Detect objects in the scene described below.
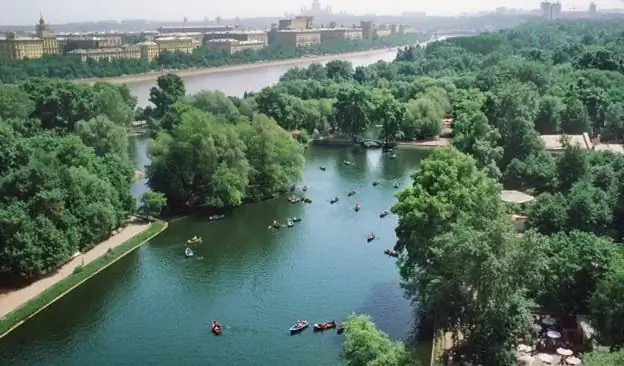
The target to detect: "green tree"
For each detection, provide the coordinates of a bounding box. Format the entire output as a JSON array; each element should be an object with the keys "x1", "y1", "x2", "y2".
[
  {"x1": 149, "y1": 73, "x2": 186, "y2": 118},
  {"x1": 341, "y1": 314, "x2": 417, "y2": 366},
  {"x1": 374, "y1": 93, "x2": 405, "y2": 145},
  {"x1": 334, "y1": 86, "x2": 373, "y2": 141},
  {"x1": 140, "y1": 190, "x2": 167, "y2": 217},
  {"x1": 583, "y1": 348, "x2": 624, "y2": 366},
  {"x1": 76, "y1": 115, "x2": 129, "y2": 157}
]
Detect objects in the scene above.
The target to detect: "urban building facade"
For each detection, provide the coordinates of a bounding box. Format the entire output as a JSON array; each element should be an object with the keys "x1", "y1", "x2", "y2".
[
  {"x1": 157, "y1": 25, "x2": 236, "y2": 34},
  {"x1": 203, "y1": 31, "x2": 268, "y2": 45},
  {"x1": 0, "y1": 14, "x2": 59, "y2": 61},
  {"x1": 204, "y1": 39, "x2": 266, "y2": 54},
  {"x1": 540, "y1": 1, "x2": 563, "y2": 20},
  {"x1": 320, "y1": 27, "x2": 363, "y2": 43}
]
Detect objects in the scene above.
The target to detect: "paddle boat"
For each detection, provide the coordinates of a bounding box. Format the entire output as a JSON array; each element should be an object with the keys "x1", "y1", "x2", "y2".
[
  {"x1": 330, "y1": 197, "x2": 339, "y2": 204},
  {"x1": 288, "y1": 196, "x2": 301, "y2": 204},
  {"x1": 184, "y1": 247, "x2": 194, "y2": 257},
  {"x1": 287, "y1": 219, "x2": 294, "y2": 228},
  {"x1": 187, "y1": 236, "x2": 203, "y2": 244},
  {"x1": 302, "y1": 185, "x2": 308, "y2": 192},
  {"x1": 303, "y1": 197, "x2": 312, "y2": 203},
  {"x1": 337, "y1": 324, "x2": 345, "y2": 334},
  {"x1": 211, "y1": 320, "x2": 222, "y2": 335},
  {"x1": 314, "y1": 320, "x2": 337, "y2": 332},
  {"x1": 208, "y1": 214, "x2": 225, "y2": 221},
  {"x1": 393, "y1": 182, "x2": 399, "y2": 188},
  {"x1": 320, "y1": 166, "x2": 326, "y2": 171},
  {"x1": 347, "y1": 190, "x2": 357, "y2": 197},
  {"x1": 271, "y1": 220, "x2": 281, "y2": 229},
  {"x1": 379, "y1": 210, "x2": 389, "y2": 218},
  {"x1": 343, "y1": 160, "x2": 353, "y2": 166},
  {"x1": 390, "y1": 154, "x2": 397, "y2": 159},
  {"x1": 372, "y1": 181, "x2": 380, "y2": 187},
  {"x1": 289, "y1": 320, "x2": 309, "y2": 334},
  {"x1": 367, "y1": 233, "x2": 376, "y2": 242},
  {"x1": 292, "y1": 217, "x2": 302, "y2": 222},
  {"x1": 354, "y1": 204, "x2": 361, "y2": 212},
  {"x1": 384, "y1": 249, "x2": 399, "y2": 257}
]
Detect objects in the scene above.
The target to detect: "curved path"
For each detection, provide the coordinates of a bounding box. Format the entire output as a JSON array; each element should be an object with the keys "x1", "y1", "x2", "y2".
[{"x1": 0, "y1": 221, "x2": 151, "y2": 319}]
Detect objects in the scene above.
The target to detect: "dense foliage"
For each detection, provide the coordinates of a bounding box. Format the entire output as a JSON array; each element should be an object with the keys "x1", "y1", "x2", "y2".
[
  {"x1": 341, "y1": 314, "x2": 418, "y2": 366},
  {"x1": 238, "y1": 18, "x2": 624, "y2": 365},
  {"x1": 0, "y1": 80, "x2": 136, "y2": 284},
  {"x1": 0, "y1": 34, "x2": 423, "y2": 83},
  {"x1": 144, "y1": 74, "x2": 305, "y2": 212}
]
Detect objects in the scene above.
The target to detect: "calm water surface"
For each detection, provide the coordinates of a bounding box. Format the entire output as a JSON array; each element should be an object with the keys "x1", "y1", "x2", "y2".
[
  {"x1": 0, "y1": 50, "x2": 430, "y2": 366},
  {"x1": 129, "y1": 50, "x2": 398, "y2": 106},
  {"x1": 0, "y1": 145, "x2": 428, "y2": 366}
]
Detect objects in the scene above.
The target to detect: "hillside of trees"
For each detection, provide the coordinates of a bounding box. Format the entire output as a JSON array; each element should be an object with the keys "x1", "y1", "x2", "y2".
[
  {"x1": 0, "y1": 80, "x2": 137, "y2": 284},
  {"x1": 217, "y1": 19, "x2": 624, "y2": 365},
  {"x1": 0, "y1": 34, "x2": 422, "y2": 83}
]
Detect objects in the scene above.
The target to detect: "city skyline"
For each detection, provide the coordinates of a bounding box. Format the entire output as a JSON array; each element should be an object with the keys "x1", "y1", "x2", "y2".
[{"x1": 3, "y1": 0, "x2": 624, "y2": 25}]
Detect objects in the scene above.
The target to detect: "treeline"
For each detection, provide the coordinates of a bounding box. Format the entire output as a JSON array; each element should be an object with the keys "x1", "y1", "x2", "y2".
[
  {"x1": 143, "y1": 74, "x2": 305, "y2": 212},
  {"x1": 0, "y1": 79, "x2": 138, "y2": 284},
  {"x1": 240, "y1": 19, "x2": 624, "y2": 365},
  {"x1": 0, "y1": 34, "x2": 422, "y2": 83}
]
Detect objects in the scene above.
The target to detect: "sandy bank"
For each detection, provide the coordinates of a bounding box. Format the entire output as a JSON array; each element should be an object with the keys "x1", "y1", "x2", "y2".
[
  {"x1": 76, "y1": 48, "x2": 399, "y2": 85},
  {"x1": 0, "y1": 220, "x2": 151, "y2": 319}
]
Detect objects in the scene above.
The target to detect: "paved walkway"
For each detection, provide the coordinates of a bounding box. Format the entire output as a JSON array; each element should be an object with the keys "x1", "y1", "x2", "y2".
[{"x1": 0, "y1": 221, "x2": 151, "y2": 319}]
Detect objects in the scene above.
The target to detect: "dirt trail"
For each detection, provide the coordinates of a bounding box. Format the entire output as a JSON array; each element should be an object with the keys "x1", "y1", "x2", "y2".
[{"x1": 0, "y1": 221, "x2": 151, "y2": 319}]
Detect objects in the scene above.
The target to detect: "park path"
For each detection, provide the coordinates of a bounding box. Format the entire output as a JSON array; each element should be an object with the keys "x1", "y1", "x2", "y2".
[{"x1": 0, "y1": 221, "x2": 151, "y2": 319}]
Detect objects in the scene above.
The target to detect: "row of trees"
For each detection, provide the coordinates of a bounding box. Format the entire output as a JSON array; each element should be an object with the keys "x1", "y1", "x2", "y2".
[
  {"x1": 0, "y1": 79, "x2": 138, "y2": 284},
  {"x1": 0, "y1": 34, "x2": 423, "y2": 83},
  {"x1": 143, "y1": 74, "x2": 305, "y2": 212}
]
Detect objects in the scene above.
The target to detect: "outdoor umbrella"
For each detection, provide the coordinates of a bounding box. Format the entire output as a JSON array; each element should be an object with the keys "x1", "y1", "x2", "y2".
[
  {"x1": 547, "y1": 330, "x2": 561, "y2": 339},
  {"x1": 566, "y1": 356, "x2": 581, "y2": 365},
  {"x1": 538, "y1": 353, "x2": 554, "y2": 364},
  {"x1": 557, "y1": 348, "x2": 573, "y2": 357}
]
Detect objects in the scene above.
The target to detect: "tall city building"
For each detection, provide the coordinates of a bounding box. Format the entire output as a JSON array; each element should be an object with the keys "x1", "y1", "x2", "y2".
[
  {"x1": 300, "y1": 0, "x2": 333, "y2": 16},
  {"x1": 589, "y1": 2, "x2": 597, "y2": 15},
  {"x1": 540, "y1": 1, "x2": 562, "y2": 20}
]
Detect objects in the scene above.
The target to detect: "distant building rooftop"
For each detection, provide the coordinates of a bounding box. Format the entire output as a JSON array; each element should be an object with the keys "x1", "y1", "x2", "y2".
[
  {"x1": 501, "y1": 190, "x2": 535, "y2": 204},
  {"x1": 205, "y1": 38, "x2": 264, "y2": 45}
]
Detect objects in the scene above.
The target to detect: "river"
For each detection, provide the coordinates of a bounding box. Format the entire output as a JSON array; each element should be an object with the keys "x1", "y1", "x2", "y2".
[{"x1": 0, "y1": 50, "x2": 430, "y2": 366}]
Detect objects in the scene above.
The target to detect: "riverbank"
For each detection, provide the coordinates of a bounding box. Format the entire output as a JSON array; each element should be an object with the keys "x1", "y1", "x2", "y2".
[
  {"x1": 0, "y1": 218, "x2": 168, "y2": 338},
  {"x1": 75, "y1": 48, "x2": 401, "y2": 85}
]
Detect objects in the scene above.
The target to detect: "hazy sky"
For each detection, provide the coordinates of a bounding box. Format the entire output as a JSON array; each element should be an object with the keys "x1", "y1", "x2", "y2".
[{"x1": 3, "y1": 0, "x2": 624, "y2": 25}]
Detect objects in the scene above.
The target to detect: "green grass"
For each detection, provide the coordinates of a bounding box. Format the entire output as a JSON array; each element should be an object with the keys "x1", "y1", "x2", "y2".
[{"x1": 0, "y1": 219, "x2": 167, "y2": 338}]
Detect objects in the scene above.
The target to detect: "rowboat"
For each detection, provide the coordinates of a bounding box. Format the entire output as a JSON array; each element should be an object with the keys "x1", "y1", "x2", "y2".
[
  {"x1": 379, "y1": 210, "x2": 389, "y2": 218},
  {"x1": 185, "y1": 247, "x2": 194, "y2": 257},
  {"x1": 289, "y1": 320, "x2": 309, "y2": 334},
  {"x1": 287, "y1": 219, "x2": 294, "y2": 227},
  {"x1": 354, "y1": 204, "x2": 360, "y2": 212},
  {"x1": 330, "y1": 197, "x2": 339, "y2": 204},
  {"x1": 367, "y1": 233, "x2": 376, "y2": 242},
  {"x1": 384, "y1": 249, "x2": 399, "y2": 257},
  {"x1": 337, "y1": 324, "x2": 345, "y2": 334},
  {"x1": 313, "y1": 320, "x2": 337, "y2": 331},
  {"x1": 209, "y1": 214, "x2": 225, "y2": 221}
]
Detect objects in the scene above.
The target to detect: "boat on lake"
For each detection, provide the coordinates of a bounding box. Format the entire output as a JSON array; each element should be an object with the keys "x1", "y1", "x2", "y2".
[
  {"x1": 287, "y1": 219, "x2": 294, "y2": 227},
  {"x1": 289, "y1": 320, "x2": 309, "y2": 334},
  {"x1": 343, "y1": 160, "x2": 353, "y2": 166},
  {"x1": 393, "y1": 182, "x2": 399, "y2": 188},
  {"x1": 184, "y1": 247, "x2": 194, "y2": 257},
  {"x1": 302, "y1": 185, "x2": 308, "y2": 192},
  {"x1": 354, "y1": 204, "x2": 361, "y2": 212},
  {"x1": 372, "y1": 181, "x2": 380, "y2": 186},
  {"x1": 303, "y1": 197, "x2": 312, "y2": 203},
  {"x1": 320, "y1": 166, "x2": 326, "y2": 171},
  {"x1": 313, "y1": 320, "x2": 337, "y2": 332},
  {"x1": 271, "y1": 220, "x2": 281, "y2": 229},
  {"x1": 288, "y1": 196, "x2": 301, "y2": 204},
  {"x1": 367, "y1": 233, "x2": 376, "y2": 242},
  {"x1": 330, "y1": 197, "x2": 339, "y2": 204},
  {"x1": 187, "y1": 236, "x2": 202, "y2": 244},
  {"x1": 390, "y1": 154, "x2": 397, "y2": 159},
  {"x1": 208, "y1": 214, "x2": 225, "y2": 221},
  {"x1": 347, "y1": 190, "x2": 357, "y2": 197},
  {"x1": 292, "y1": 217, "x2": 302, "y2": 222},
  {"x1": 379, "y1": 210, "x2": 389, "y2": 218},
  {"x1": 211, "y1": 320, "x2": 222, "y2": 335},
  {"x1": 337, "y1": 324, "x2": 345, "y2": 334},
  {"x1": 384, "y1": 249, "x2": 399, "y2": 257}
]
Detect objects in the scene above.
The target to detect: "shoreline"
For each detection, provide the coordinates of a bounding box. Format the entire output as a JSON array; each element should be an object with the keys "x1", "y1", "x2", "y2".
[
  {"x1": 75, "y1": 48, "x2": 400, "y2": 85},
  {"x1": 0, "y1": 219, "x2": 168, "y2": 339}
]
